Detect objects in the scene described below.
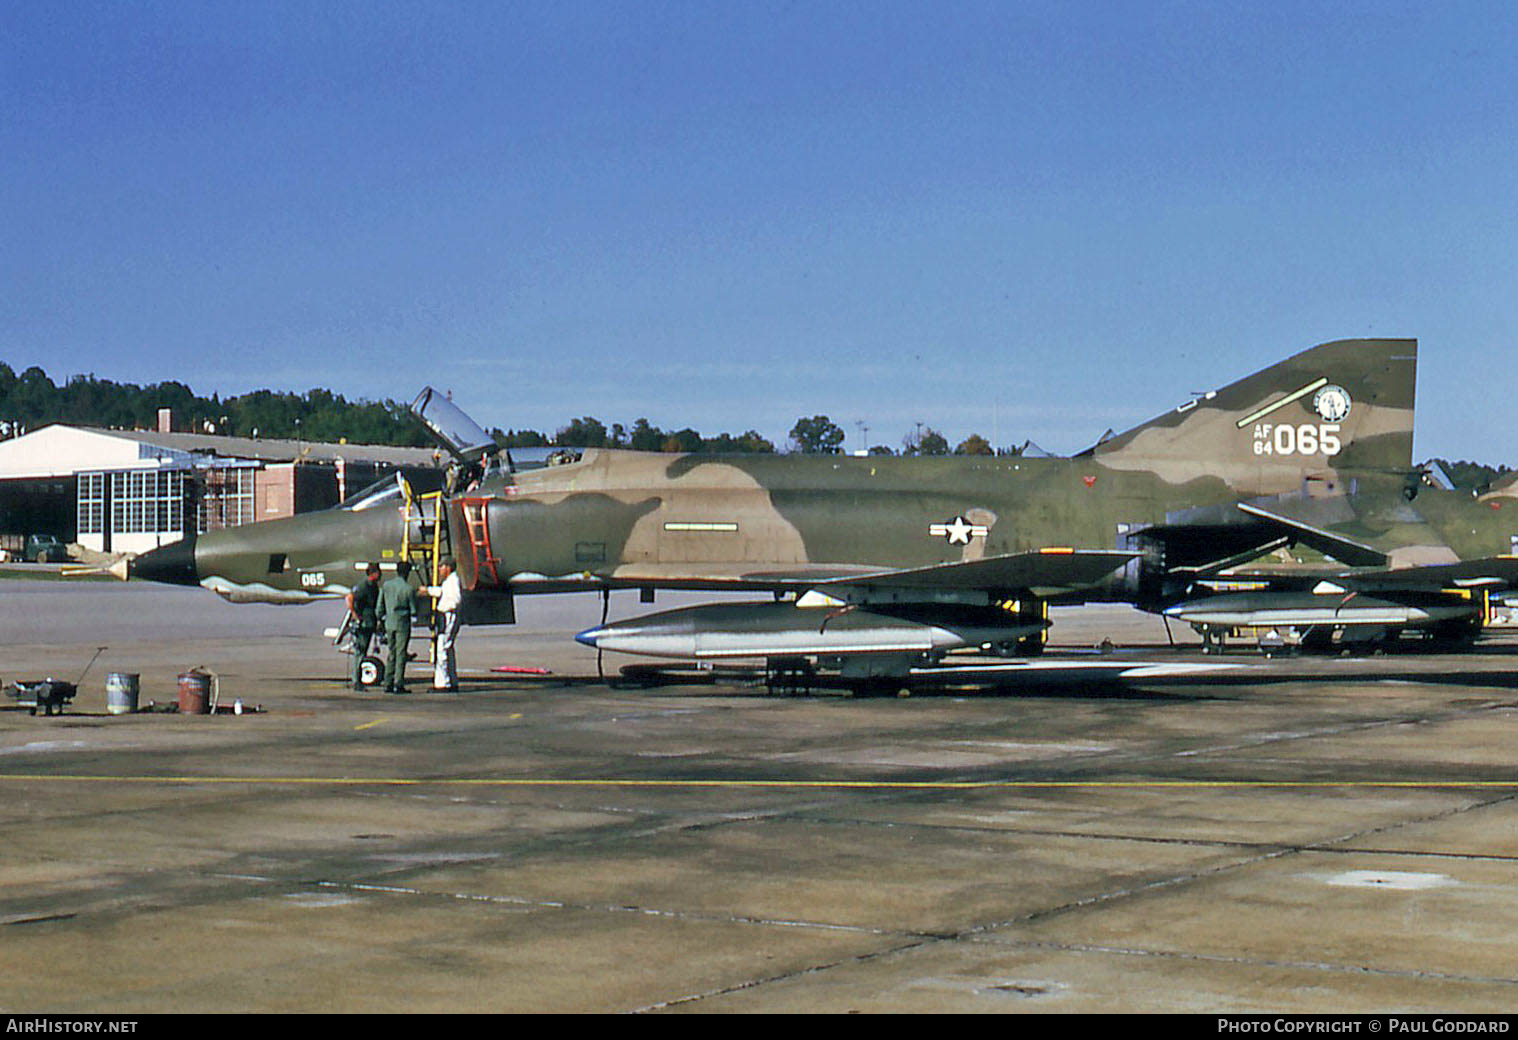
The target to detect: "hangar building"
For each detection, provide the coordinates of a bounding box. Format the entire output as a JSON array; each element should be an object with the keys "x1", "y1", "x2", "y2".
[{"x1": 0, "y1": 424, "x2": 442, "y2": 556}]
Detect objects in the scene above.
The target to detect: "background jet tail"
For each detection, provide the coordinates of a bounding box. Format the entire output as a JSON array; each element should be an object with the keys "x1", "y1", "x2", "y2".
[{"x1": 1088, "y1": 338, "x2": 1417, "y2": 485}]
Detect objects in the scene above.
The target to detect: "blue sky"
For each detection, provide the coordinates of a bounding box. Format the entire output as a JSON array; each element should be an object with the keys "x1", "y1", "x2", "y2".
[{"x1": 4, "y1": 1, "x2": 1515, "y2": 458}]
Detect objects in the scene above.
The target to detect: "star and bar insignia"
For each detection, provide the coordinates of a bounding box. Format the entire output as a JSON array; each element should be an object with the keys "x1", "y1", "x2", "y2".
[{"x1": 929, "y1": 516, "x2": 989, "y2": 545}]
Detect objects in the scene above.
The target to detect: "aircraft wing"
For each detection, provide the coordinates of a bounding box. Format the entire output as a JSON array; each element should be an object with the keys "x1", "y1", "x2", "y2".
[
  {"x1": 577, "y1": 550, "x2": 1142, "y2": 659},
  {"x1": 1203, "y1": 556, "x2": 1518, "y2": 596},
  {"x1": 1234, "y1": 501, "x2": 1389, "y2": 567},
  {"x1": 1328, "y1": 556, "x2": 1518, "y2": 592},
  {"x1": 1215, "y1": 500, "x2": 1518, "y2": 592},
  {"x1": 815, "y1": 548, "x2": 1140, "y2": 597}
]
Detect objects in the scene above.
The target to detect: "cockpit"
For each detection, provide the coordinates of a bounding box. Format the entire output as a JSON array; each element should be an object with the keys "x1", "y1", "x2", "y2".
[
  {"x1": 342, "y1": 474, "x2": 406, "y2": 512},
  {"x1": 341, "y1": 469, "x2": 446, "y2": 511},
  {"x1": 403, "y1": 387, "x2": 587, "y2": 484}
]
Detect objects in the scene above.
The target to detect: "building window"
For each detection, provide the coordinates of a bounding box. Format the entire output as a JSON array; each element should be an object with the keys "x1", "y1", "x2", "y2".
[
  {"x1": 78, "y1": 472, "x2": 105, "y2": 535},
  {"x1": 198, "y1": 467, "x2": 255, "y2": 531},
  {"x1": 108, "y1": 469, "x2": 188, "y2": 534}
]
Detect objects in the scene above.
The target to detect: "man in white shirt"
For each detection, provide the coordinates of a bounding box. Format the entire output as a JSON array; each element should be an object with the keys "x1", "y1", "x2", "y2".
[{"x1": 427, "y1": 555, "x2": 463, "y2": 692}]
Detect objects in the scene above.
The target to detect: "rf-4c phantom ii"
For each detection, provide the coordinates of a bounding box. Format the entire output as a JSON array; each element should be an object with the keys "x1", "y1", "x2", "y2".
[{"x1": 126, "y1": 338, "x2": 1518, "y2": 675}]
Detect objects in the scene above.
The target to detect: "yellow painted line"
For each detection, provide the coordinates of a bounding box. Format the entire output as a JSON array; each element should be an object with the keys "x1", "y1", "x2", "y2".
[
  {"x1": 0, "y1": 775, "x2": 1514, "y2": 791},
  {"x1": 354, "y1": 718, "x2": 389, "y2": 731}
]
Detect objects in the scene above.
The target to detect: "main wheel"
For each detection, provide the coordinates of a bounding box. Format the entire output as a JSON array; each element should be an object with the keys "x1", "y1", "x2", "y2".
[{"x1": 359, "y1": 656, "x2": 384, "y2": 687}]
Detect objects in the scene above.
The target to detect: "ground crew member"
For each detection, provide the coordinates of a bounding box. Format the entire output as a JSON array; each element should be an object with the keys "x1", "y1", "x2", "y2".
[
  {"x1": 427, "y1": 555, "x2": 462, "y2": 692},
  {"x1": 345, "y1": 562, "x2": 382, "y2": 689},
  {"x1": 377, "y1": 559, "x2": 421, "y2": 694}
]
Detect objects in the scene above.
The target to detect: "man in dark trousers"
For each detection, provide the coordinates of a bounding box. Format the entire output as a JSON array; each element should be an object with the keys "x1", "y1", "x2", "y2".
[
  {"x1": 344, "y1": 562, "x2": 382, "y2": 689},
  {"x1": 377, "y1": 559, "x2": 421, "y2": 694}
]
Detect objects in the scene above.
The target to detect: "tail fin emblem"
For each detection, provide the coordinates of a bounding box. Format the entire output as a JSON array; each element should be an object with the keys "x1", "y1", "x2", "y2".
[{"x1": 1313, "y1": 384, "x2": 1352, "y2": 422}]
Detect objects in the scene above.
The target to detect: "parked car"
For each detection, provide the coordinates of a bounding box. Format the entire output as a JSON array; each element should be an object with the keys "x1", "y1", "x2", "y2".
[{"x1": 24, "y1": 535, "x2": 67, "y2": 563}]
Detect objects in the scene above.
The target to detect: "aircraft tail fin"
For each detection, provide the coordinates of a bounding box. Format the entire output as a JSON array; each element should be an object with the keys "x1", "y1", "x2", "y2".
[{"x1": 1088, "y1": 338, "x2": 1416, "y2": 485}]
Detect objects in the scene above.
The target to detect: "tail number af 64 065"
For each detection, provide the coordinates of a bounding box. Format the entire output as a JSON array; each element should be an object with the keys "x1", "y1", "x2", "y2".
[
  {"x1": 1252, "y1": 423, "x2": 1341, "y2": 457},
  {"x1": 300, "y1": 571, "x2": 327, "y2": 588}
]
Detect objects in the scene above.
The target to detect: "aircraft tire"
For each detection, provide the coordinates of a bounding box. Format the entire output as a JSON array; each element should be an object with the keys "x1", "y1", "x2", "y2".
[{"x1": 359, "y1": 656, "x2": 384, "y2": 688}]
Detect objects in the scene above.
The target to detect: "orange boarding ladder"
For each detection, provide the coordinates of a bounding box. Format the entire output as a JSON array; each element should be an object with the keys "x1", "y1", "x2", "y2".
[{"x1": 458, "y1": 496, "x2": 501, "y2": 589}]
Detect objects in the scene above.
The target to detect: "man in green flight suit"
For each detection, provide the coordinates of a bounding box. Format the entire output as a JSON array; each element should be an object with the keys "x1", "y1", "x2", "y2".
[{"x1": 376, "y1": 559, "x2": 423, "y2": 694}]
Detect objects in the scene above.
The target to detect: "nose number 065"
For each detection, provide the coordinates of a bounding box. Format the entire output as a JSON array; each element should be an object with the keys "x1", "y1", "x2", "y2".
[{"x1": 1252, "y1": 423, "x2": 1341, "y2": 457}]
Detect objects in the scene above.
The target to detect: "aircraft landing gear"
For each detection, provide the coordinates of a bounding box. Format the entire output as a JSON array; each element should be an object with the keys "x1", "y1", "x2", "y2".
[
  {"x1": 765, "y1": 657, "x2": 817, "y2": 696},
  {"x1": 1428, "y1": 616, "x2": 1482, "y2": 650},
  {"x1": 358, "y1": 655, "x2": 384, "y2": 688},
  {"x1": 1197, "y1": 626, "x2": 1227, "y2": 655}
]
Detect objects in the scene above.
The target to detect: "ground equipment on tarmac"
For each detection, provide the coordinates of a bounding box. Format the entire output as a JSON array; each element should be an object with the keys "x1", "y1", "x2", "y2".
[{"x1": 6, "y1": 646, "x2": 106, "y2": 716}]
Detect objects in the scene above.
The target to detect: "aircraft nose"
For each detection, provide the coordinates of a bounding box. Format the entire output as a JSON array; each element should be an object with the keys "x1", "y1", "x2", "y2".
[{"x1": 129, "y1": 534, "x2": 200, "y2": 586}]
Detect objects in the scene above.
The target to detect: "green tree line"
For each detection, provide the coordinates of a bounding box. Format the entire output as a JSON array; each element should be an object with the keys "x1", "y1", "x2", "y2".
[
  {"x1": 504, "y1": 416, "x2": 778, "y2": 454},
  {"x1": 0, "y1": 365, "x2": 1035, "y2": 456},
  {"x1": 0, "y1": 364, "x2": 432, "y2": 446},
  {"x1": 7, "y1": 363, "x2": 1506, "y2": 471}
]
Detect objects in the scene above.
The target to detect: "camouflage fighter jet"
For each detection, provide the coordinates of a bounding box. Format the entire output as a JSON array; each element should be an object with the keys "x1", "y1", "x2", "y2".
[{"x1": 129, "y1": 337, "x2": 1518, "y2": 669}]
